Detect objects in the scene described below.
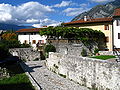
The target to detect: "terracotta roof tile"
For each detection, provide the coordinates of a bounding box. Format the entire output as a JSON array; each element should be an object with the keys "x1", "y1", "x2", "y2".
[
  {"x1": 64, "y1": 17, "x2": 113, "y2": 25},
  {"x1": 16, "y1": 28, "x2": 41, "y2": 32}
]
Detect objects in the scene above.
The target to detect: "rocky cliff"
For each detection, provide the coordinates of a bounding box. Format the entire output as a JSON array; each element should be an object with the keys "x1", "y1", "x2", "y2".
[{"x1": 72, "y1": 0, "x2": 120, "y2": 21}]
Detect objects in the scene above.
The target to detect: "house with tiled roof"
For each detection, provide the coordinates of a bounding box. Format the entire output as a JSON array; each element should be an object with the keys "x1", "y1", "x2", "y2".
[
  {"x1": 64, "y1": 8, "x2": 120, "y2": 51},
  {"x1": 16, "y1": 28, "x2": 47, "y2": 48}
]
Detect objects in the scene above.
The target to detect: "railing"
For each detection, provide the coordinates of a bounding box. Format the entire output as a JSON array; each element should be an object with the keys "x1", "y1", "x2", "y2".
[{"x1": 113, "y1": 45, "x2": 120, "y2": 62}]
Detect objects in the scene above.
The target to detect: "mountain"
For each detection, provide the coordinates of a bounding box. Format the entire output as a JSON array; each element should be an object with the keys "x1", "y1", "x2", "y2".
[
  {"x1": 72, "y1": 0, "x2": 120, "y2": 21},
  {"x1": 0, "y1": 23, "x2": 34, "y2": 31}
]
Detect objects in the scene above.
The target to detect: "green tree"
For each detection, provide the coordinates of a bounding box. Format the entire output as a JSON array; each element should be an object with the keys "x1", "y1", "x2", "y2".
[{"x1": 39, "y1": 27, "x2": 105, "y2": 50}]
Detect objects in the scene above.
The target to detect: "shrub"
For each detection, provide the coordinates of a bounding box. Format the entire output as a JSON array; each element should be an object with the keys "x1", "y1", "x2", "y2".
[
  {"x1": 81, "y1": 48, "x2": 87, "y2": 57},
  {"x1": 94, "y1": 48, "x2": 99, "y2": 55},
  {"x1": 20, "y1": 43, "x2": 31, "y2": 48},
  {"x1": 0, "y1": 43, "x2": 9, "y2": 59},
  {"x1": 44, "y1": 44, "x2": 56, "y2": 53}
]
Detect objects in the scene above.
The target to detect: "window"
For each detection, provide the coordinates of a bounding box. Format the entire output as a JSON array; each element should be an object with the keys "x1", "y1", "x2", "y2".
[
  {"x1": 116, "y1": 20, "x2": 120, "y2": 26},
  {"x1": 118, "y1": 33, "x2": 120, "y2": 39},
  {"x1": 41, "y1": 40, "x2": 44, "y2": 43},
  {"x1": 104, "y1": 25, "x2": 109, "y2": 30},
  {"x1": 24, "y1": 40, "x2": 28, "y2": 44},
  {"x1": 38, "y1": 40, "x2": 44, "y2": 43},
  {"x1": 105, "y1": 37, "x2": 109, "y2": 42},
  {"x1": 32, "y1": 40, "x2": 36, "y2": 44}
]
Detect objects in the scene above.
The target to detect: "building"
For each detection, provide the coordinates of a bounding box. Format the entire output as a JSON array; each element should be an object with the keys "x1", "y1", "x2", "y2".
[
  {"x1": 16, "y1": 28, "x2": 47, "y2": 48},
  {"x1": 64, "y1": 8, "x2": 120, "y2": 51}
]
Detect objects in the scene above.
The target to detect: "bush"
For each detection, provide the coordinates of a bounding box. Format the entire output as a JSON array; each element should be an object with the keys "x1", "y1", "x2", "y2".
[
  {"x1": 44, "y1": 44, "x2": 56, "y2": 53},
  {"x1": 1, "y1": 40, "x2": 21, "y2": 48},
  {"x1": 81, "y1": 48, "x2": 87, "y2": 57},
  {"x1": 94, "y1": 48, "x2": 99, "y2": 55},
  {"x1": 0, "y1": 43, "x2": 9, "y2": 59},
  {"x1": 20, "y1": 43, "x2": 31, "y2": 48}
]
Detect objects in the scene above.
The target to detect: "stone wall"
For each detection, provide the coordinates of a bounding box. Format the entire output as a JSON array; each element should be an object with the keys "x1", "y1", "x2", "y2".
[
  {"x1": 49, "y1": 39, "x2": 97, "y2": 56},
  {"x1": 99, "y1": 51, "x2": 114, "y2": 55},
  {"x1": 46, "y1": 53, "x2": 120, "y2": 90},
  {"x1": 9, "y1": 48, "x2": 41, "y2": 61}
]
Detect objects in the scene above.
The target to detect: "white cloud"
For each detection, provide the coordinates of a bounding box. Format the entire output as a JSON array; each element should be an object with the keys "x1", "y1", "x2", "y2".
[
  {"x1": 80, "y1": 3, "x2": 88, "y2": 7},
  {"x1": 63, "y1": 3, "x2": 90, "y2": 16},
  {"x1": 63, "y1": 8, "x2": 90, "y2": 16},
  {"x1": 0, "y1": 12, "x2": 12, "y2": 22},
  {"x1": 32, "y1": 18, "x2": 61, "y2": 28},
  {"x1": 0, "y1": 2, "x2": 54, "y2": 25},
  {"x1": 54, "y1": 1, "x2": 72, "y2": 7},
  {"x1": 32, "y1": 24, "x2": 43, "y2": 28},
  {"x1": 91, "y1": 0, "x2": 115, "y2": 3},
  {"x1": 26, "y1": 19, "x2": 39, "y2": 23}
]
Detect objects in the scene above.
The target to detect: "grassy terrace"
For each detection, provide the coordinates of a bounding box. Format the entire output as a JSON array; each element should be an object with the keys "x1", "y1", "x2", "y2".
[
  {"x1": 0, "y1": 63, "x2": 35, "y2": 90},
  {"x1": 90, "y1": 55, "x2": 116, "y2": 60}
]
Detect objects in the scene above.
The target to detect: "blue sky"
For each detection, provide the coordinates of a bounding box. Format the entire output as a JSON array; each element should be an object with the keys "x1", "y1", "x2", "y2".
[{"x1": 0, "y1": 0, "x2": 115, "y2": 27}]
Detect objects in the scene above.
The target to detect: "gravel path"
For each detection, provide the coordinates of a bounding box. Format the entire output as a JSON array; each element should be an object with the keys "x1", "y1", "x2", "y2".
[{"x1": 23, "y1": 61, "x2": 89, "y2": 90}]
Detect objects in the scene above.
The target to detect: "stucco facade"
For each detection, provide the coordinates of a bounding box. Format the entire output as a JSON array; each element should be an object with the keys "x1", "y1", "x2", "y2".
[
  {"x1": 18, "y1": 34, "x2": 47, "y2": 47},
  {"x1": 16, "y1": 28, "x2": 47, "y2": 48},
  {"x1": 79, "y1": 24, "x2": 113, "y2": 51},
  {"x1": 113, "y1": 17, "x2": 120, "y2": 49}
]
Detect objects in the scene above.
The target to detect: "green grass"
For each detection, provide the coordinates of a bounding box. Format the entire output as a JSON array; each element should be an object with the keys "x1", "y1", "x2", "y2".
[
  {"x1": 0, "y1": 73, "x2": 30, "y2": 84},
  {"x1": 90, "y1": 55, "x2": 116, "y2": 60},
  {"x1": 0, "y1": 63, "x2": 35, "y2": 90}
]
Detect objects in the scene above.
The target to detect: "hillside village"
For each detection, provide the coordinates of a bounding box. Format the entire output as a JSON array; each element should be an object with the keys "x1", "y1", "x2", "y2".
[{"x1": 0, "y1": 1, "x2": 120, "y2": 90}]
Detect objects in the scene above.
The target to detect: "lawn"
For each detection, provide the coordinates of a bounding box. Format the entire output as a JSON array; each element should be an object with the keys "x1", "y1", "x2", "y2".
[
  {"x1": 0, "y1": 63, "x2": 35, "y2": 90},
  {"x1": 90, "y1": 55, "x2": 116, "y2": 60}
]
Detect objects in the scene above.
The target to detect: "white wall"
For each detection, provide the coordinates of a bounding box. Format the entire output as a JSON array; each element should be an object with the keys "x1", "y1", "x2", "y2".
[
  {"x1": 113, "y1": 18, "x2": 120, "y2": 48},
  {"x1": 18, "y1": 34, "x2": 47, "y2": 47}
]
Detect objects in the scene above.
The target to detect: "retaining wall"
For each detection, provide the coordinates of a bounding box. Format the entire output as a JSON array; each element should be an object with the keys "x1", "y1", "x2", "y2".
[
  {"x1": 9, "y1": 48, "x2": 41, "y2": 61},
  {"x1": 46, "y1": 53, "x2": 120, "y2": 90}
]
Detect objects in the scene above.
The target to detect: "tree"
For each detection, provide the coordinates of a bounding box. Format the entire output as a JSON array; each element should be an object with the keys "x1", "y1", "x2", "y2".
[
  {"x1": 1, "y1": 33, "x2": 17, "y2": 41},
  {"x1": 1, "y1": 32, "x2": 21, "y2": 48},
  {"x1": 39, "y1": 27, "x2": 105, "y2": 50},
  {"x1": 40, "y1": 27, "x2": 105, "y2": 41}
]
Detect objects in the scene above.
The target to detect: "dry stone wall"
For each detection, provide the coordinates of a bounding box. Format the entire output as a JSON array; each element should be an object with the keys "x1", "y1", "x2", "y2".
[
  {"x1": 46, "y1": 53, "x2": 120, "y2": 90},
  {"x1": 49, "y1": 39, "x2": 97, "y2": 56},
  {"x1": 9, "y1": 48, "x2": 41, "y2": 61}
]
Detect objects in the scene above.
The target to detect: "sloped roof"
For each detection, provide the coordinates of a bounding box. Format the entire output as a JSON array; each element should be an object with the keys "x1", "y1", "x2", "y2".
[
  {"x1": 64, "y1": 17, "x2": 113, "y2": 25},
  {"x1": 16, "y1": 28, "x2": 41, "y2": 32}
]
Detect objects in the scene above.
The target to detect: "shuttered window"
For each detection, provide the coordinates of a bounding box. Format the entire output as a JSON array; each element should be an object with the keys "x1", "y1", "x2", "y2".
[
  {"x1": 118, "y1": 33, "x2": 120, "y2": 39},
  {"x1": 105, "y1": 37, "x2": 109, "y2": 42},
  {"x1": 104, "y1": 25, "x2": 109, "y2": 30},
  {"x1": 32, "y1": 40, "x2": 36, "y2": 44},
  {"x1": 24, "y1": 40, "x2": 28, "y2": 44},
  {"x1": 116, "y1": 20, "x2": 120, "y2": 26}
]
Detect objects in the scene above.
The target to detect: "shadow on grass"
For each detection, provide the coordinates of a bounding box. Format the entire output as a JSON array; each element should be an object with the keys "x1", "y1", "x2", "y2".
[
  {"x1": 0, "y1": 56, "x2": 43, "y2": 90},
  {"x1": 0, "y1": 83, "x2": 34, "y2": 90}
]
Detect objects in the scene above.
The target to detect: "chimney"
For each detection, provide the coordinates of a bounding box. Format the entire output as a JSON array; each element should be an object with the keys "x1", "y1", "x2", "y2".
[{"x1": 84, "y1": 16, "x2": 87, "y2": 21}]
